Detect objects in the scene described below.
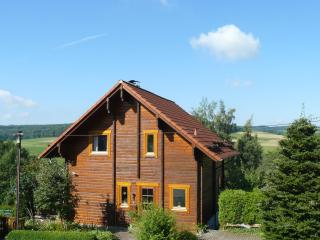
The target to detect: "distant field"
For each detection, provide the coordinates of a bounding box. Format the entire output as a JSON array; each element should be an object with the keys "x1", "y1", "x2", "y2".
[
  {"x1": 232, "y1": 131, "x2": 285, "y2": 152},
  {"x1": 22, "y1": 137, "x2": 55, "y2": 156},
  {"x1": 21, "y1": 131, "x2": 283, "y2": 156}
]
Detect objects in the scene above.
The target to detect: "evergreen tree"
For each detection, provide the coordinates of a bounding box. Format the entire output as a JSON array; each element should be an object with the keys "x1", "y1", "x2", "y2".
[
  {"x1": 262, "y1": 118, "x2": 320, "y2": 239},
  {"x1": 238, "y1": 119, "x2": 263, "y2": 170},
  {"x1": 225, "y1": 119, "x2": 263, "y2": 189}
]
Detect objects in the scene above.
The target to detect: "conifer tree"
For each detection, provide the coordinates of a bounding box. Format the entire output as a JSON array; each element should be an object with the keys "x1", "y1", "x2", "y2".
[{"x1": 262, "y1": 118, "x2": 320, "y2": 239}]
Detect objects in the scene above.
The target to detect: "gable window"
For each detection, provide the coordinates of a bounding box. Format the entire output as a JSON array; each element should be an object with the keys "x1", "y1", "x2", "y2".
[
  {"x1": 143, "y1": 130, "x2": 158, "y2": 158},
  {"x1": 117, "y1": 182, "x2": 131, "y2": 208},
  {"x1": 169, "y1": 184, "x2": 190, "y2": 212},
  {"x1": 89, "y1": 130, "x2": 111, "y2": 156}
]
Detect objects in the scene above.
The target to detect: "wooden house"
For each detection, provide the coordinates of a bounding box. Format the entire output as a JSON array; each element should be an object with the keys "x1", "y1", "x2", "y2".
[{"x1": 39, "y1": 80, "x2": 237, "y2": 228}]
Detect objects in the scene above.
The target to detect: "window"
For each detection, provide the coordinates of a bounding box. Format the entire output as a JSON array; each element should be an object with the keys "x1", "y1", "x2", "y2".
[
  {"x1": 143, "y1": 130, "x2": 158, "y2": 158},
  {"x1": 169, "y1": 184, "x2": 190, "y2": 212},
  {"x1": 142, "y1": 188, "x2": 154, "y2": 206},
  {"x1": 117, "y1": 182, "x2": 131, "y2": 208},
  {"x1": 136, "y1": 182, "x2": 159, "y2": 207},
  {"x1": 89, "y1": 130, "x2": 111, "y2": 156}
]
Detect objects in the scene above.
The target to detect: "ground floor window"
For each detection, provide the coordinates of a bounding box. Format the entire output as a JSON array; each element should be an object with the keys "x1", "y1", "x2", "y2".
[
  {"x1": 117, "y1": 182, "x2": 131, "y2": 208},
  {"x1": 136, "y1": 182, "x2": 159, "y2": 208},
  {"x1": 168, "y1": 184, "x2": 190, "y2": 212}
]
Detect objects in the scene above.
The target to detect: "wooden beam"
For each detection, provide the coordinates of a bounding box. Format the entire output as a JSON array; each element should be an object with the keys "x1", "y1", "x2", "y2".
[
  {"x1": 221, "y1": 160, "x2": 225, "y2": 190},
  {"x1": 120, "y1": 85, "x2": 124, "y2": 101},
  {"x1": 106, "y1": 98, "x2": 110, "y2": 114},
  {"x1": 137, "y1": 101, "x2": 141, "y2": 179},
  {"x1": 160, "y1": 129, "x2": 165, "y2": 208},
  {"x1": 112, "y1": 113, "x2": 117, "y2": 225}
]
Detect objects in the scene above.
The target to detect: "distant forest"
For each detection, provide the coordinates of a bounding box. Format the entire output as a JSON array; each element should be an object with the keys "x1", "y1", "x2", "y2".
[
  {"x1": 0, "y1": 123, "x2": 287, "y2": 141},
  {"x1": 0, "y1": 124, "x2": 70, "y2": 141},
  {"x1": 247, "y1": 125, "x2": 287, "y2": 135}
]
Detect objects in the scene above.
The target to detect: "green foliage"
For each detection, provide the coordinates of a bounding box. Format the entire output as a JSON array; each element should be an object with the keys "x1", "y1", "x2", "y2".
[
  {"x1": 226, "y1": 119, "x2": 265, "y2": 190},
  {"x1": 262, "y1": 118, "x2": 320, "y2": 240},
  {"x1": 0, "y1": 205, "x2": 15, "y2": 217},
  {"x1": 0, "y1": 124, "x2": 70, "y2": 141},
  {"x1": 94, "y1": 231, "x2": 118, "y2": 240},
  {"x1": 192, "y1": 98, "x2": 236, "y2": 141},
  {"x1": 6, "y1": 230, "x2": 96, "y2": 240},
  {"x1": 130, "y1": 206, "x2": 178, "y2": 240},
  {"x1": 0, "y1": 141, "x2": 31, "y2": 206},
  {"x1": 176, "y1": 230, "x2": 198, "y2": 240},
  {"x1": 219, "y1": 189, "x2": 264, "y2": 227},
  {"x1": 195, "y1": 223, "x2": 208, "y2": 234},
  {"x1": 34, "y1": 158, "x2": 76, "y2": 221}
]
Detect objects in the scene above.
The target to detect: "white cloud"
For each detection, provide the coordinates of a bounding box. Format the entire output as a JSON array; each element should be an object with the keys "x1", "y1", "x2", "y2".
[
  {"x1": 56, "y1": 33, "x2": 106, "y2": 49},
  {"x1": 0, "y1": 89, "x2": 36, "y2": 107},
  {"x1": 227, "y1": 80, "x2": 253, "y2": 88},
  {"x1": 190, "y1": 25, "x2": 260, "y2": 60}
]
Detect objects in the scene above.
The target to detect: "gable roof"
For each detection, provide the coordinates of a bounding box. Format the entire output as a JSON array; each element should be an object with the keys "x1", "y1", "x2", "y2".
[{"x1": 39, "y1": 80, "x2": 238, "y2": 161}]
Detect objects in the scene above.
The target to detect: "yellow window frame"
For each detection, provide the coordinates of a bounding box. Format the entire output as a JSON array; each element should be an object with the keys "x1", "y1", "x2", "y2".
[
  {"x1": 136, "y1": 182, "x2": 159, "y2": 207},
  {"x1": 88, "y1": 130, "x2": 111, "y2": 156},
  {"x1": 168, "y1": 184, "x2": 190, "y2": 213},
  {"x1": 143, "y1": 130, "x2": 158, "y2": 158},
  {"x1": 117, "y1": 182, "x2": 132, "y2": 209}
]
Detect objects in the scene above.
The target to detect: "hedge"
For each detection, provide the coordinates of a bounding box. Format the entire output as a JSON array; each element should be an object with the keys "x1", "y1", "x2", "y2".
[
  {"x1": 6, "y1": 231, "x2": 96, "y2": 240},
  {"x1": 219, "y1": 189, "x2": 264, "y2": 227}
]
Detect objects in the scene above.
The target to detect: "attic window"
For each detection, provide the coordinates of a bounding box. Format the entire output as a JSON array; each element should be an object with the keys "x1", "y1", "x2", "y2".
[
  {"x1": 89, "y1": 130, "x2": 111, "y2": 156},
  {"x1": 143, "y1": 130, "x2": 158, "y2": 158},
  {"x1": 93, "y1": 135, "x2": 107, "y2": 152}
]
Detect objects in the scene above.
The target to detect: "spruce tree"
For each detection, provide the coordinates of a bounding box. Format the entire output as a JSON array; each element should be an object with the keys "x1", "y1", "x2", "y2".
[{"x1": 262, "y1": 118, "x2": 320, "y2": 239}]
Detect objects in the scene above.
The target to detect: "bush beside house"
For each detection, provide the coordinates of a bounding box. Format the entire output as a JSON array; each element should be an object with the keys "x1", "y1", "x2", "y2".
[
  {"x1": 129, "y1": 206, "x2": 198, "y2": 240},
  {"x1": 219, "y1": 189, "x2": 264, "y2": 227}
]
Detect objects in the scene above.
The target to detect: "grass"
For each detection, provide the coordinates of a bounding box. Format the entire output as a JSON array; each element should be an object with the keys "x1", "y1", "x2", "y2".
[
  {"x1": 223, "y1": 227, "x2": 261, "y2": 236},
  {"x1": 232, "y1": 131, "x2": 284, "y2": 152},
  {"x1": 22, "y1": 137, "x2": 55, "y2": 156}
]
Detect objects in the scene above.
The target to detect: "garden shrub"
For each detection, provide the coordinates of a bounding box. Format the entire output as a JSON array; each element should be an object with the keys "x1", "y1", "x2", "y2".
[
  {"x1": 94, "y1": 231, "x2": 118, "y2": 240},
  {"x1": 177, "y1": 230, "x2": 198, "y2": 240},
  {"x1": 6, "y1": 230, "x2": 96, "y2": 240},
  {"x1": 130, "y1": 206, "x2": 178, "y2": 240},
  {"x1": 219, "y1": 189, "x2": 264, "y2": 227}
]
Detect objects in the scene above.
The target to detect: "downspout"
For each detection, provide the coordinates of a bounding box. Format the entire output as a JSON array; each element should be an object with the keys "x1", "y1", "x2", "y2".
[
  {"x1": 112, "y1": 114, "x2": 117, "y2": 225},
  {"x1": 137, "y1": 101, "x2": 141, "y2": 179}
]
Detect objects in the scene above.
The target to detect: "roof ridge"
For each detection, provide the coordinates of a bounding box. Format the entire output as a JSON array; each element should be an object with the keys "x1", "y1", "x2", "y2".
[{"x1": 122, "y1": 80, "x2": 175, "y2": 103}]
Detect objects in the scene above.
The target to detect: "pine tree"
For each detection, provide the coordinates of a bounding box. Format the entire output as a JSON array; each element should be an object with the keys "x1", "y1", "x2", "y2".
[{"x1": 262, "y1": 118, "x2": 320, "y2": 239}]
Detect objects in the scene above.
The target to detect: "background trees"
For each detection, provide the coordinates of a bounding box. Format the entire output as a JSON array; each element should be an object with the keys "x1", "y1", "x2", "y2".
[
  {"x1": 262, "y1": 118, "x2": 320, "y2": 239},
  {"x1": 0, "y1": 141, "x2": 75, "y2": 221},
  {"x1": 192, "y1": 98, "x2": 236, "y2": 141}
]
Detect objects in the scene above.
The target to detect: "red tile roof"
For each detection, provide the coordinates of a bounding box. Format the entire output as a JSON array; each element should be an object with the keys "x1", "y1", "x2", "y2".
[{"x1": 39, "y1": 80, "x2": 238, "y2": 161}]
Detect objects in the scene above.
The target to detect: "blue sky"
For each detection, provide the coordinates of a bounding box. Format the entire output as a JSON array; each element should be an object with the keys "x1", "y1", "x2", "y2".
[{"x1": 1, "y1": 0, "x2": 320, "y2": 126}]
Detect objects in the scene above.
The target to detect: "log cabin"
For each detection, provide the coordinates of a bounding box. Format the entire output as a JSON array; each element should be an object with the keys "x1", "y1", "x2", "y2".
[{"x1": 39, "y1": 80, "x2": 238, "y2": 229}]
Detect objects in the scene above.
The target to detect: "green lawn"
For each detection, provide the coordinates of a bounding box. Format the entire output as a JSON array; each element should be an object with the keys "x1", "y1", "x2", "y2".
[
  {"x1": 22, "y1": 137, "x2": 55, "y2": 156},
  {"x1": 232, "y1": 131, "x2": 284, "y2": 152}
]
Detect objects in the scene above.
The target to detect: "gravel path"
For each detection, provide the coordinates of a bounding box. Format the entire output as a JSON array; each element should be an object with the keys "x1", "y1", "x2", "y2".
[{"x1": 200, "y1": 230, "x2": 261, "y2": 240}]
